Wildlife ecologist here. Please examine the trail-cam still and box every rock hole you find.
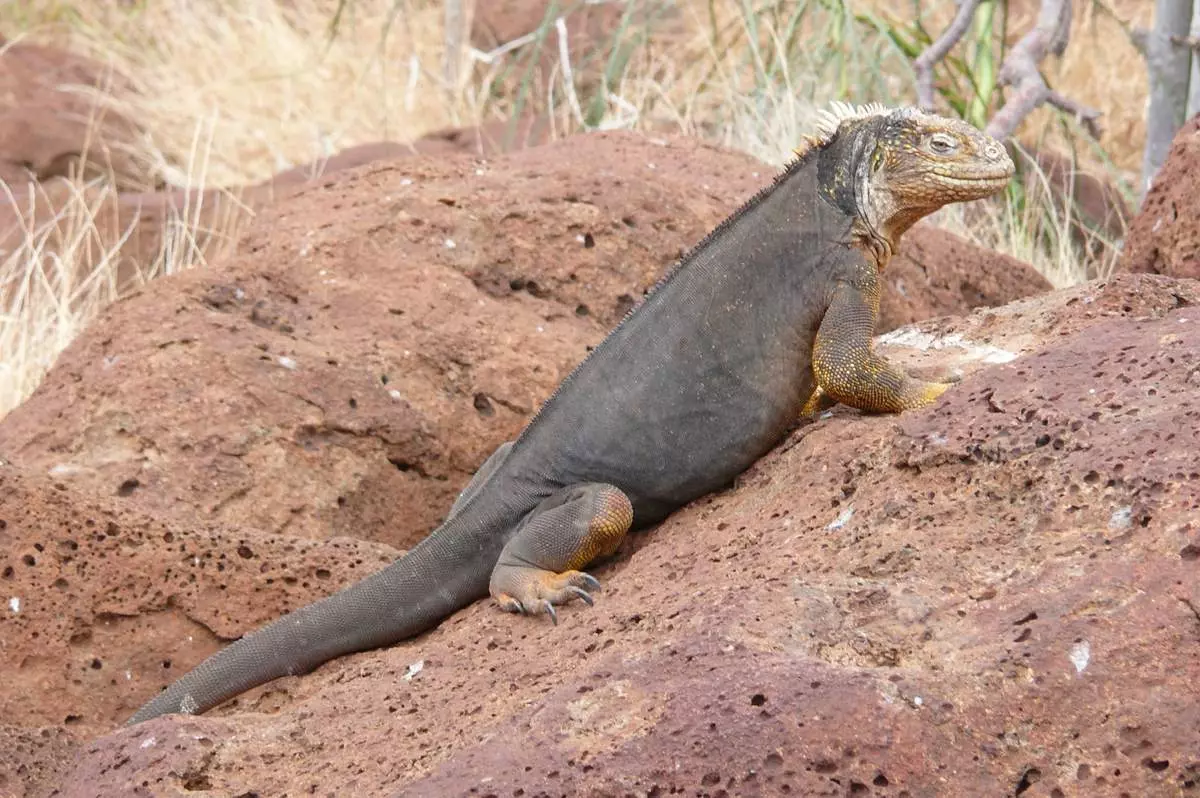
[21,555,35,567]
[583,232,595,248]
[1014,767,1042,795]
[162,660,172,669]
[701,772,721,786]
[1076,764,1091,780]
[237,545,254,559]
[750,693,766,706]
[1013,611,1038,625]
[874,774,889,786]
[1182,544,1200,561]
[813,759,838,774]
[3,566,15,578]
[90,658,102,670]
[117,478,140,497]
[474,393,495,417]
[54,578,68,590]
[1142,757,1170,772]
[1050,789,1065,798]
[182,773,212,790]
[1084,471,1099,484]
[1014,628,1032,643]
[849,783,869,795]
[315,568,331,580]
[575,304,590,317]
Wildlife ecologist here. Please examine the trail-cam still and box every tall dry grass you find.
[0,0,1155,417]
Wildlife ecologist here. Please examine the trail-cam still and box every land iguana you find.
[128,103,1015,724]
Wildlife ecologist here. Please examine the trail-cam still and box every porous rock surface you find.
[33,271,1200,798]
[0,131,1041,551]
[1122,115,1200,279]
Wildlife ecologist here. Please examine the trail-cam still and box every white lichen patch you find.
[1069,640,1091,674]
[403,659,424,681]
[1109,506,1133,530]
[827,506,854,530]
[875,328,1018,364]
[8,597,19,614]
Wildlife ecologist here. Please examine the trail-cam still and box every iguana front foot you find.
[489,482,633,625]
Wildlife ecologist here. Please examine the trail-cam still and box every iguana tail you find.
[126,518,494,725]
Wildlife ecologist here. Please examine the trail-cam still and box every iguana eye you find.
[929,133,959,154]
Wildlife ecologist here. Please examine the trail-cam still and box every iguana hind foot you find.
[490,482,633,625]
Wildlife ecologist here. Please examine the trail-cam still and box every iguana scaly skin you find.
[127,103,1014,724]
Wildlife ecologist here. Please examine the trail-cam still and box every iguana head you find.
[803,102,1016,264]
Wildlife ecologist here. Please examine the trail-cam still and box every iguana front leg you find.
[809,281,952,413]
[490,483,633,624]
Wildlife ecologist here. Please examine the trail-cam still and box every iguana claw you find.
[492,569,600,624]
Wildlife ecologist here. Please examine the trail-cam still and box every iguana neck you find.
[815,125,906,271]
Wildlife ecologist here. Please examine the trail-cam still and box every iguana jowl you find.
[128,103,1014,724]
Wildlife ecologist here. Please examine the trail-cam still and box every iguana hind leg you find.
[490,482,633,624]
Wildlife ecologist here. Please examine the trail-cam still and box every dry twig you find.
[913,0,982,110]
[986,0,1102,139]
[911,0,1103,139]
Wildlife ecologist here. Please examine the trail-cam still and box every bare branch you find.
[1172,33,1200,50]
[912,0,983,110]
[1046,90,1103,138]
[984,0,1102,141]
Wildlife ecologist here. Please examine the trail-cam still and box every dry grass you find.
[10,0,467,186]
[0,0,1153,417]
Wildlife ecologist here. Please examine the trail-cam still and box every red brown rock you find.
[30,272,1200,798]
[1121,114,1200,279]
[0,467,396,745]
[0,41,150,191]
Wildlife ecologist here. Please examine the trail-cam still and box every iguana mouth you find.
[933,172,1013,187]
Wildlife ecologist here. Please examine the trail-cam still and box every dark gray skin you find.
[127,105,1014,724]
